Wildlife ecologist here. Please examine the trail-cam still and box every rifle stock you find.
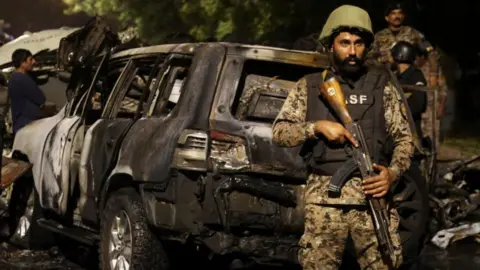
[319,77,353,125]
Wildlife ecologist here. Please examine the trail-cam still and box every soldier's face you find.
[386,9,405,27]
[331,32,366,74]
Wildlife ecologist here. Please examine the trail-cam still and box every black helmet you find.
[384,2,405,16]
[391,41,416,63]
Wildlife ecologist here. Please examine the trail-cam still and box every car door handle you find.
[106,140,114,147]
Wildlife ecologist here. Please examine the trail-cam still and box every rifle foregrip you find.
[370,197,388,211]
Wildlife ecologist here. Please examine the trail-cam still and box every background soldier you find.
[417,42,448,148]
[272,5,414,269]
[372,2,439,87]
[391,41,427,142]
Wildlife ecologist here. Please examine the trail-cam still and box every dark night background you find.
[0,0,476,63]
[1,0,479,134]
[0,0,476,66]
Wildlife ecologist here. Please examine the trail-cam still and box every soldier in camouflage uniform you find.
[372,3,439,88]
[417,44,448,148]
[272,5,414,269]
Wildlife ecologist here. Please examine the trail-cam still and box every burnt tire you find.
[393,164,429,269]
[99,188,169,270]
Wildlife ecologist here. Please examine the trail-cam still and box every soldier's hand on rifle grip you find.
[313,120,358,147]
[362,164,394,198]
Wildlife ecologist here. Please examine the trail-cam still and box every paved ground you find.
[420,240,480,269]
[1,240,480,269]
[0,124,477,269]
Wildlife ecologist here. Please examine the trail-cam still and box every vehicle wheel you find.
[99,188,169,270]
[392,164,429,269]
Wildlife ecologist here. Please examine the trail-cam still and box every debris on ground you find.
[429,154,480,248]
[0,243,84,269]
[431,222,480,249]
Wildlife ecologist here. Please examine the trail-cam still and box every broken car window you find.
[149,58,192,117]
[110,56,165,119]
[231,60,320,123]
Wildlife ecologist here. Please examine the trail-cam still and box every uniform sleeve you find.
[438,68,448,97]
[371,30,391,63]
[272,77,317,147]
[383,81,415,178]
[414,29,439,76]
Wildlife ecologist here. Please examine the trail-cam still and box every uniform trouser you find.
[421,114,441,148]
[298,204,403,270]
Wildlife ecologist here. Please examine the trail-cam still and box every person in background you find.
[416,42,447,148]
[8,49,46,135]
[372,2,439,88]
[391,41,428,142]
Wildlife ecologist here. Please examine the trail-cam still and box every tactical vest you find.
[303,67,390,175]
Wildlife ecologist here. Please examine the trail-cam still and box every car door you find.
[38,53,110,214]
[77,54,166,223]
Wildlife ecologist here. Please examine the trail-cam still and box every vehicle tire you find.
[99,188,169,270]
[392,164,430,269]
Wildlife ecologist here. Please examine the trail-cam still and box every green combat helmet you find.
[319,5,374,47]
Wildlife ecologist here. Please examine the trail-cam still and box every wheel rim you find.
[109,210,132,270]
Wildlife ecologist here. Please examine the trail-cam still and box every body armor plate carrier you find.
[302,66,391,176]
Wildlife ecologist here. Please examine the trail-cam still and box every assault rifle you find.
[319,71,395,259]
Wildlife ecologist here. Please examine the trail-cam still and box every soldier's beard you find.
[332,51,365,75]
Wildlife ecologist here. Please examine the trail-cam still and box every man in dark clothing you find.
[8,49,46,135]
[391,41,427,140]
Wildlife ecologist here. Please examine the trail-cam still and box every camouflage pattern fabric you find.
[298,204,402,269]
[272,77,414,205]
[372,26,439,77]
[419,63,448,147]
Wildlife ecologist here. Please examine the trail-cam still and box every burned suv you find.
[8,18,428,269]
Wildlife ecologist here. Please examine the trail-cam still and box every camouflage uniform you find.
[273,75,413,269]
[273,6,414,268]
[299,204,400,269]
[419,62,448,147]
[372,26,439,78]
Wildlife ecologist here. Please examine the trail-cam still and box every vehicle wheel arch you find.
[99,172,139,212]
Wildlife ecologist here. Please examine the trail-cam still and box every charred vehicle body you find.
[6,18,429,269]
